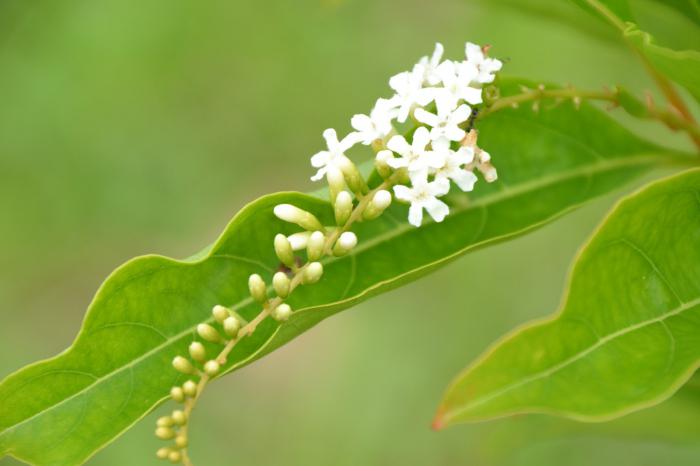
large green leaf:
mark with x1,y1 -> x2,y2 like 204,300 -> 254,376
0,81 -> 685,465
435,168 -> 700,427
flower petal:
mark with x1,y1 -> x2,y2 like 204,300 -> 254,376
425,198 -> 449,223
387,135 -> 411,155
393,184 -> 413,202
408,203 -> 424,227
451,169 -> 478,192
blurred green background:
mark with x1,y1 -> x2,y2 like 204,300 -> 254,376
1,0 -> 699,465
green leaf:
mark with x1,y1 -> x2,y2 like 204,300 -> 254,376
0,79 -> 684,465
435,168 -> 700,427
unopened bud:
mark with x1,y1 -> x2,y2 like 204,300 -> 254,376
172,356 -> 194,375
197,323 -> 223,343
334,191 -> 353,225
223,316 -> 241,337
375,150 -> 393,179
363,190 -> 392,220
272,271 -> 291,298
248,274 -> 267,303
334,231 -> 358,256
272,303 -> 292,322
337,155 -> 368,194
302,262 -> 324,285
156,448 -> 170,460
188,342 -> 206,362
155,427 -> 176,440
307,231 -> 325,261
204,360 -> 220,376
326,166 -> 346,203
481,164 -> 497,182
157,416 -> 174,427
171,409 -> 187,425
287,232 -> 311,251
168,450 -> 182,464
274,234 -> 295,267
170,387 -> 185,403
212,304 -> 229,323
182,380 -> 198,397
175,434 -> 188,448
273,204 -> 324,231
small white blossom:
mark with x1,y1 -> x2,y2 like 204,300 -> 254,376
434,60 -> 482,114
465,42 -> 503,84
433,146 -> 478,192
393,171 -> 450,227
389,65 -> 436,123
414,103 -> 471,145
310,128 -> 358,181
350,98 -> 397,145
417,42 -> 444,86
382,127 -> 443,173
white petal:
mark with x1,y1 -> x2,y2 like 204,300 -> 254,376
436,60 -> 456,84
465,42 -> 483,63
431,42 -> 444,66
460,87 -> 483,105
444,126 -> 466,142
431,137 -> 451,152
322,128 -> 339,149
412,127 -> 431,151
310,168 -> 326,182
423,151 -> 445,169
389,71 -> 410,94
414,108 -> 439,127
387,135 -> 411,155
386,156 -> 408,169
451,169 -> 478,191
425,198 -> 449,223
408,203 -> 423,227
393,184 -> 413,202
430,177 -> 451,196
453,146 -> 475,165
350,114 -> 372,132
339,132 -> 360,151
415,87 -> 436,106
434,91 -> 458,115
450,104 -> 471,124
310,151 -> 330,168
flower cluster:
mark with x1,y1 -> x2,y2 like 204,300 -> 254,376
311,42 -> 502,227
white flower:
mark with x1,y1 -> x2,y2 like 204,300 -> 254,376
350,98 -> 397,145
465,42 -> 502,84
393,171 -> 450,227
382,127 -> 443,173
417,42 -> 444,86
414,103 -> 471,145
389,65 -> 436,123
433,146 -> 478,192
433,60 -> 482,114
310,128 -> 358,181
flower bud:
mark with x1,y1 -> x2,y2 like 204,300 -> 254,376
183,380 -> 197,397
481,163 -> 497,182
273,204 -> 324,231
170,387 -> 185,403
197,323 -> 223,343
333,232 -> 357,256
272,271 -> 291,298
171,409 -> 187,425
168,450 -> 182,464
287,232 -> 311,251
172,356 -> 194,375
156,447 -> 170,460
302,262 -> 324,285
326,166 -> 346,203
337,155 -> 368,194
363,190 -> 392,220
307,231 -> 325,261
204,360 -> 220,376
248,273 -> 268,303
188,342 -> 206,362
157,416 -> 174,427
274,234 -> 296,267
334,191 -> 353,225
175,434 -> 188,448
375,150 -> 393,179
223,316 -> 241,337
272,303 -> 292,322
155,427 -> 176,440
212,304 -> 229,323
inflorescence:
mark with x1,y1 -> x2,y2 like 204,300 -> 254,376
156,42 -> 502,464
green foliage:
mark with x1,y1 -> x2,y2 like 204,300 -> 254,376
436,169 -> 700,426
0,80 -> 678,465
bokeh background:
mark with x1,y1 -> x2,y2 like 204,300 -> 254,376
1,0 -> 699,465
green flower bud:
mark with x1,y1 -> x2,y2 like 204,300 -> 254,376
182,380 -> 197,397
188,342 -> 206,363
248,273 -> 268,303
212,304 -> 229,323
171,409 -> 187,425
363,190 -> 392,220
172,356 -> 194,375
302,262 -> 324,285
375,150 -> 393,179
272,303 -> 292,322
157,416 -> 174,427
272,271 -> 291,298
204,360 -> 220,376
167,450 -> 182,464
337,155 -> 368,194
306,231 -> 325,261
155,426 -> 176,440
273,204 -> 324,231
156,447 -> 171,460
334,191 -> 353,225
175,434 -> 188,448
326,166 -> 346,203
223,316 -> 241,337
170,387 -> 185,403
197,323 -> 223,343
274,234 -> 296,267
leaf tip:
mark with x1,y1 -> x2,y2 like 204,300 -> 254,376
431,408 -> 447,431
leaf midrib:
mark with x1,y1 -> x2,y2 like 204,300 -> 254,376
0,151 -> 666,439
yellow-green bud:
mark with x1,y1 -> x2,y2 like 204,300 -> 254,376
175,434 -> 188,448
155,426 -> 176,440
223,316 -> 241,337
302,262 -> 324,285
337,155 -> 368,194
168,450 -> 182,464
170,387 -> 185,403
307,231 -> 325,261
334,191 -> 353,225
172,356 -> 194,375
188,342 -> 206,362
204,360 -> 220,376
197,323 -> 222,343
274,234 -> 296,267
212,304 -> 229,323
157,416 -> 174,427
273,204 -> 324,231
183,380 -> 197,397
333,231 -> 357,256
171,409 -> 187,425
375,150 -> 393,179
326,166 -> 346,203
156,447 -> 171,460
363,190 -> 392,220
248,273 -> 268,303
272,271 -> 291,298
272,303 -> 292,322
